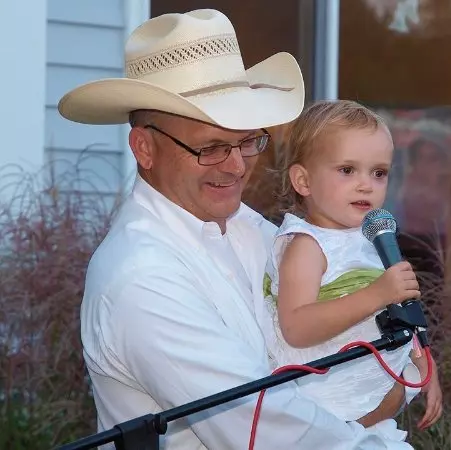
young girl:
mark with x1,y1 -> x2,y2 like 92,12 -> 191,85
262,100 -> 442,438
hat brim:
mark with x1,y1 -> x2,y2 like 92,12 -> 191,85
58,52 -> 304,130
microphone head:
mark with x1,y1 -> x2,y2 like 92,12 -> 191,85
361,208 -> 397,243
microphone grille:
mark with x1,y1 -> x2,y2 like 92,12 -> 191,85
361,208 -> 397,242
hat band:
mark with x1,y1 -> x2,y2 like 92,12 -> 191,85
126,34 -> 240,79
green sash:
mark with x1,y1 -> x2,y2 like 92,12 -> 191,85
264,268 -> 384,305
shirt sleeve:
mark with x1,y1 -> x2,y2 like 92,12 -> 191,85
109,261 -> 412,450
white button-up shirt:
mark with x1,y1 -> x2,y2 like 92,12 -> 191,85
80,176 -> 412,449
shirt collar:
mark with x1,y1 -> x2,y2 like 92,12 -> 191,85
131,175 -> 264,247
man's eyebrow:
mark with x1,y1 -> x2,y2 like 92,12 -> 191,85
198,131 -> 257,147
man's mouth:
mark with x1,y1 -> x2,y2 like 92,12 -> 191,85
207,180 -> 238,188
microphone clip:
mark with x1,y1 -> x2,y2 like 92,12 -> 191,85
376,300 -> 428,350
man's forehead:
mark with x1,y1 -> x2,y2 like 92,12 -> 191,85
156,111 -> 257,135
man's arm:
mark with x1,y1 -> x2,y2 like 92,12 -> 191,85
110,262 -> 413,450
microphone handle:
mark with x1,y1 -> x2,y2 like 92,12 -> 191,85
373,231 -> 415,306
372,231 -> 403,270
371,228 -> 428,342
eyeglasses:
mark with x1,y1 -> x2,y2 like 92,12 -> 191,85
144,124 -> 271,166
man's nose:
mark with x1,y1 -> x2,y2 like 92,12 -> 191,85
219,146 -> 246,177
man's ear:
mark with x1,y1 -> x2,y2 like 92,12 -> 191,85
129,127 -> 153,170
289,164 -> 310,197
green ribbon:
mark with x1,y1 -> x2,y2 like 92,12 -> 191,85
318,268 -> 384,301
264,268 -> 384,305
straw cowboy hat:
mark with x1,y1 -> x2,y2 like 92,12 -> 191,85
58,9 -> 305,130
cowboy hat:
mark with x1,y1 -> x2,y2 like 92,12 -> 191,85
58,9 -> 305,130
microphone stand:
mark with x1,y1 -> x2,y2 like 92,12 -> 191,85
57,328 -> 414,450
376,300 -> 429,347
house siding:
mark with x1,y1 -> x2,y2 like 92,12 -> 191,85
45,0 -> 127,200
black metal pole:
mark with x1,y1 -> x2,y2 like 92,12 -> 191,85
57,328 -> 412,450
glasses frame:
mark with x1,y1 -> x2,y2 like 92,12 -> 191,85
144,124 -> 271,166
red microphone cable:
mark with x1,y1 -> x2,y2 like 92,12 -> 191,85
248,340 -> 433,450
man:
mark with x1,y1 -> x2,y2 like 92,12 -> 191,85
59,9 -> 416,449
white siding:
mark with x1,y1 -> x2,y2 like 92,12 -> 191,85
0,1 -> 149,205
0,0 -> 47,175
45,0 -> 149,196
123,0 -> 152,190
47,0 -> 124,27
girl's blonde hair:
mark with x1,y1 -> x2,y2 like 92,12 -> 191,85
278,99 -> 390,214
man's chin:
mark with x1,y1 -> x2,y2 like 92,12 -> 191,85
213,200 -> 242,221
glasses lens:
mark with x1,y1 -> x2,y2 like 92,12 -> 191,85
240,135 -> 269,156
199,145 -> 231,165
198,134 -> 270,165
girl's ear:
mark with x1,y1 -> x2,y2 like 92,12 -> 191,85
289,164 -> 310,197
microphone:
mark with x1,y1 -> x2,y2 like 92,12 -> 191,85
361,208 -> 428,348
361,209 -> 400,269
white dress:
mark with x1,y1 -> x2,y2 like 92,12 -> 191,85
263,213 -> 420,425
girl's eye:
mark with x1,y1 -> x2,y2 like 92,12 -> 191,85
373,169 -> 388,178
339,166 -> 354,175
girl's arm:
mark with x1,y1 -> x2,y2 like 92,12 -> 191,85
410,350 -> 442,429
277,233 -> 386,348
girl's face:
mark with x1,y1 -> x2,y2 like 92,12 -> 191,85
290,126 -> 394,229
